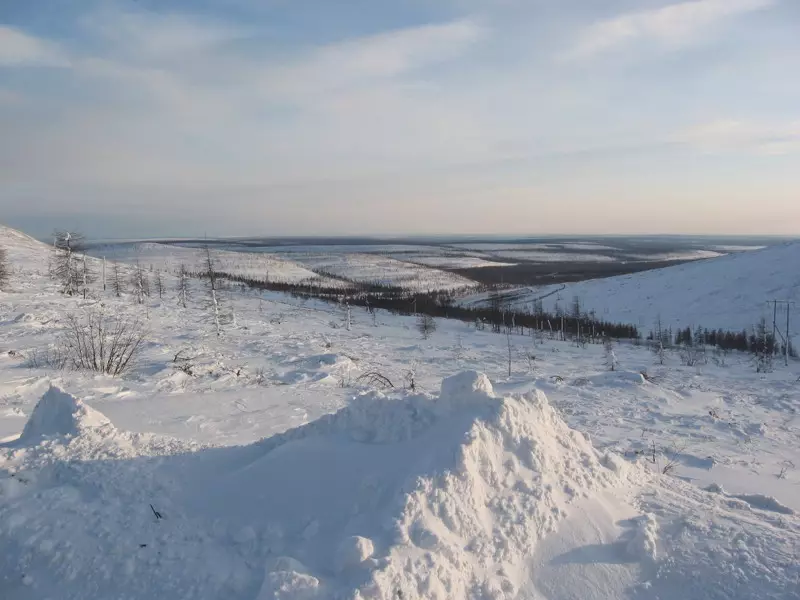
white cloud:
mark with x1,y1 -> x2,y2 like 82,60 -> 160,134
566,0 -> 775,59
81,9 -> 248,59
258,19 -> 486,99
675,119 -> 800,154
0,25 -> 69,67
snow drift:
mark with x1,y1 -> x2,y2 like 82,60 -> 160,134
0,375 -> 627,599
205,371 -> 625,599
2,378 -> 799,599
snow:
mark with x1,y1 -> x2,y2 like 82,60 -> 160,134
622,250 -> 724,261
466,242 -> 800,337
285,252 -> 477,291
490,250 -> 616,263
2,223 -> 800,599
399,255 -> 516,269
17,386 -> 111,443
87,242 -> 342,286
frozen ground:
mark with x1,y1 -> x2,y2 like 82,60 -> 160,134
464,242 -> 800,338
1,225 -> 799,599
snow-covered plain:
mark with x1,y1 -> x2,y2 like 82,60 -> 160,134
1,225 -> 799,600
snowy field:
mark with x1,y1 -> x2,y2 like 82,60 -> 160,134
88,243 -> 343,287
464,242 -> 800,338
279,253 -> 476,292
1,225 -> 799,600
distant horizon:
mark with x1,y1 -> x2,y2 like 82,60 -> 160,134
5,220 -> 795,247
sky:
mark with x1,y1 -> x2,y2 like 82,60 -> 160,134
1,0 -> 799,239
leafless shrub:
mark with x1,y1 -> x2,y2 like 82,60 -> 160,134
253,367 -> 267,386
711,347 -> 729,367
357,371 -> 394,390
172,349 -> 194,376
524,351 -> 537,374
679,346 -> 703,367
776,460 -> 793,480
26,345 -> 70,370
404,362 -> 417,391
62,311 -> 147,376
635,440 -> 686,476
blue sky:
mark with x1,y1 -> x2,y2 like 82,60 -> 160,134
1,0 -> 799,238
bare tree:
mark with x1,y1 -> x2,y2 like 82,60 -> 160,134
111,263 -> 125,297
154,270 -> 165,300
52,230 -> 86,295
506,328 -> 513,377
131,261 -> 150,304
604,338 -> 618,371
417,313 -> 436,339
0,246 -> 9,291
176,264 -> 189,308
203,246 -> 227,335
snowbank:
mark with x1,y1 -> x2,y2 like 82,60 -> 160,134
0,374 -> 625,599
192,371 -> 623,599
18,386 -> 112,443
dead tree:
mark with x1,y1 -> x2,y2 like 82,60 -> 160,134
506,328 -> 513,377
111,263 -> 125,297
203,246 -> 226,335
0,246 -> 9,291
176,264 -> 189,308
417,313 -> 437,339
604,338 -> 618,372
53,230 -> 86,295
154,270 -> 165,300
131,261 -> 150,304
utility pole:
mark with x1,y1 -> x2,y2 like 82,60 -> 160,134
772,300 -> 778,342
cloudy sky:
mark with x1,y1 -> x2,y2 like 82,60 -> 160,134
1,0 -> 799,238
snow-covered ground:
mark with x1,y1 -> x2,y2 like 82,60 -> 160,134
1,225 -> 799,599
277,252 -> 477,292
464,242 -> 800,338
489,250 -> 616,263
88,243 -> 343,286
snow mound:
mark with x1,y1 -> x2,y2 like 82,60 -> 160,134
19,386 -> 112,443
195,371 -> 623,599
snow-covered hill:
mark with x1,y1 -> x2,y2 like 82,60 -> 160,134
465,242 -> 800,337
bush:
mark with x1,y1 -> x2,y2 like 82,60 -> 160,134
61,311 -> 147,376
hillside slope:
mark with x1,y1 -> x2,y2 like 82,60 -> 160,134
467,242 -> 800,337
